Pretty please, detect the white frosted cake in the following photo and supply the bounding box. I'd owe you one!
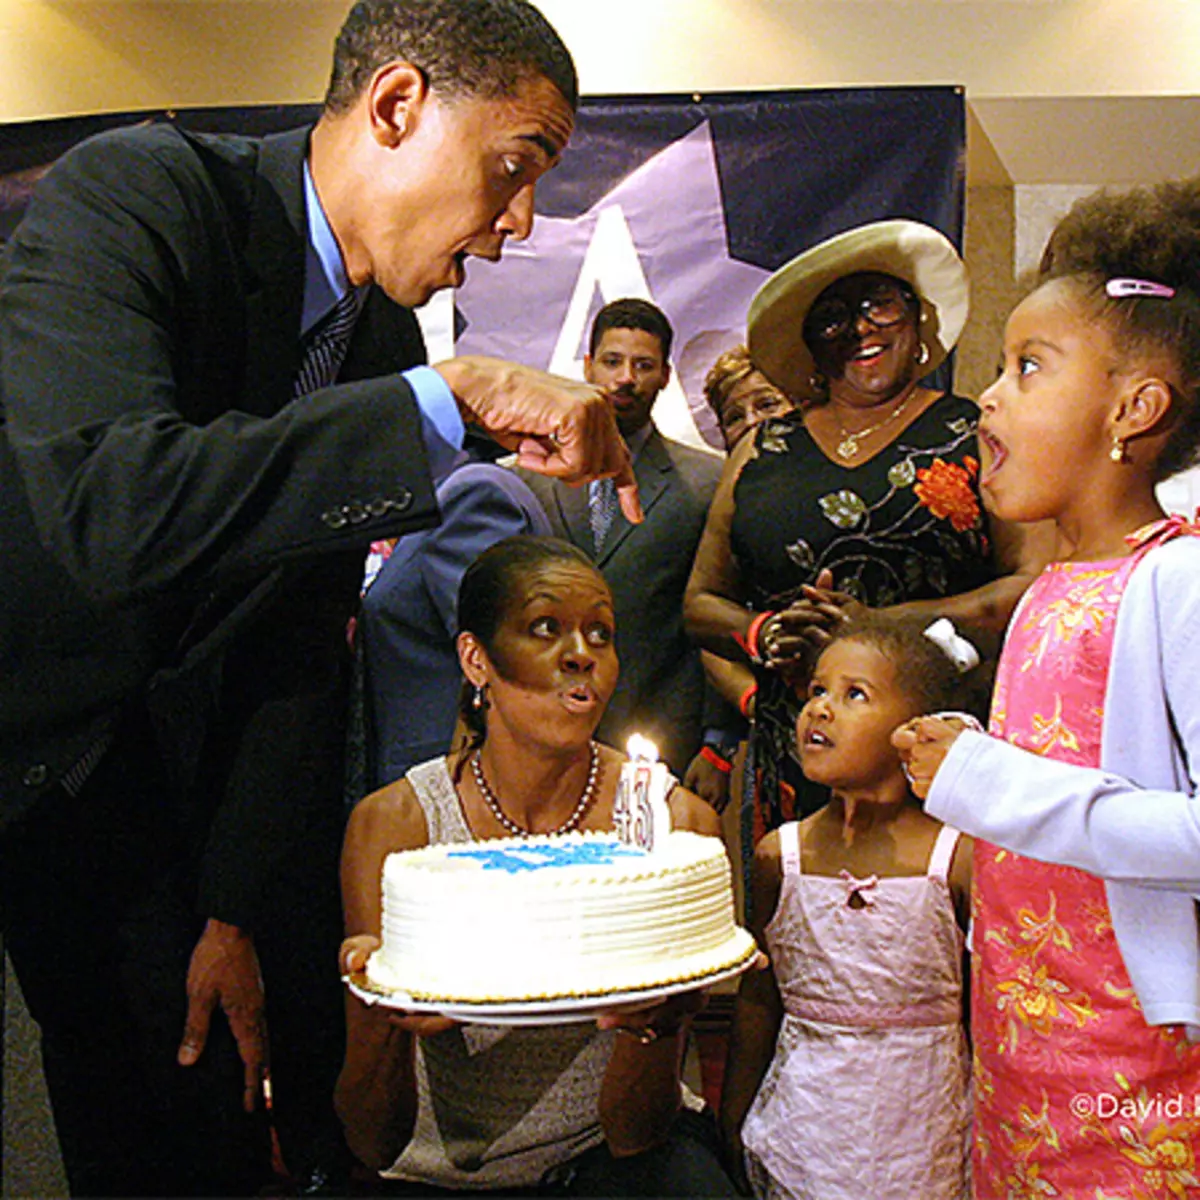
[366,831,756,1004]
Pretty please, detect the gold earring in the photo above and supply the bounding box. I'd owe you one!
[1110,436,1126,463]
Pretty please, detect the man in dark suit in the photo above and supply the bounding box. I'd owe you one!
[0,2,639,1194]
[358,436,552,792]
[517,299,722,777]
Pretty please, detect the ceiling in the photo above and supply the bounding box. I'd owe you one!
[968,95,1200,187]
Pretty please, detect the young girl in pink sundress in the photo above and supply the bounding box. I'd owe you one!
[896,179,1200,1199]
[721,611,992,1200]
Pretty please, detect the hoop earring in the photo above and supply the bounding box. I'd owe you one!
[1110,436,1127,464]
[915,342,930,366]
[808,372,828,397]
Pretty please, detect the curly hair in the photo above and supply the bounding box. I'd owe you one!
[1038,178,1200,481]
[703,344,756,418]
[822,610,995,725]
[324,0,578,116]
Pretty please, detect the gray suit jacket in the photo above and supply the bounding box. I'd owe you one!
[516,428,722,775]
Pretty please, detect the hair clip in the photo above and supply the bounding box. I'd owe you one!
[923,618,979,673]
[1106,278,1176,300]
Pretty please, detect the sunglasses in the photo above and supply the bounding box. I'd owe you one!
[804,283,918,343]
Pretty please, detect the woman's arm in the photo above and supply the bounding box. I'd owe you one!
[334,782,447,1171]
[718,833,784,1190]
[885,511,1059,635]
[685,437,760,659]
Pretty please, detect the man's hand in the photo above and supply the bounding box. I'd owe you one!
[178,918,267,1113]
[891,716,965,800]
[433,356,642,523]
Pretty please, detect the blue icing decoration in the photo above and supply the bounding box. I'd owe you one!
[448,841,644,874]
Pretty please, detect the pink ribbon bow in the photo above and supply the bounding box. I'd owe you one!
[839,870,879,908]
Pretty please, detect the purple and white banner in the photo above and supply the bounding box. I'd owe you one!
[0,87,964,448]
[434,87,965,448]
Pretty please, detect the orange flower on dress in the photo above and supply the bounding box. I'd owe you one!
[994,961,1097,1051]
[1114,1120,1200,1198]
[914,456,980,532]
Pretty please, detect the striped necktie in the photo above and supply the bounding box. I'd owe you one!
[293,288,364,398]
[589,477,619,554]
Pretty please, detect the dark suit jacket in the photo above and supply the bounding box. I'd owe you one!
[360,461,550,791]
[516,428,722,776]
[0,123,441,925]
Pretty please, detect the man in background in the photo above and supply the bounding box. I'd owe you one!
[517,298,721,777]
[358,432,551,793]
[0,1,636,1193]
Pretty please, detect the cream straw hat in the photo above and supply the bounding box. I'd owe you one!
[747,218,969,400]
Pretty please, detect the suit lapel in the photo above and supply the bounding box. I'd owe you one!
[240,128,310,416]
[558,480,594,552]
[597,428,671,565]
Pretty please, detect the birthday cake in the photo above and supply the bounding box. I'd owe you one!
[365,831,756,1004]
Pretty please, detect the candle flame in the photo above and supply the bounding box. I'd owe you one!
[626,734,659,762]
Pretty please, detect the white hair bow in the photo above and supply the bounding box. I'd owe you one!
[923,618,979,673]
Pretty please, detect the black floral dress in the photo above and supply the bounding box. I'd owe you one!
[731,395,994,834]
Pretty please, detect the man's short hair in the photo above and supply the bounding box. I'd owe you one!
[588,298,674,360]
[324,0,579,115]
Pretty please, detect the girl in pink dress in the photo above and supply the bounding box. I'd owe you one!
[896,179,1200,1198]
[721,611,990,1199]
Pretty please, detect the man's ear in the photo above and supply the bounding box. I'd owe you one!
[365,61,428,148]
[582,353,596,385]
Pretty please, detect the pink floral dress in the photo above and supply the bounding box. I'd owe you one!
[972,519,1200,1199]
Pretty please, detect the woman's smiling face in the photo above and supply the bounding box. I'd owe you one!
[806,271,922,404]
[477,561,619,745]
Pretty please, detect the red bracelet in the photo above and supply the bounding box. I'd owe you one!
[700,745,733,774]
[733,610,776,665]
[739,682,758,719]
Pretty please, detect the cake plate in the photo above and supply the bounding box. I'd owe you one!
[344,938,759,1027]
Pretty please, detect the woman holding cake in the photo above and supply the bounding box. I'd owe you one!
[337,536,739,1196]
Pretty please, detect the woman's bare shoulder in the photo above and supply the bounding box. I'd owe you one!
[347,776,431,855]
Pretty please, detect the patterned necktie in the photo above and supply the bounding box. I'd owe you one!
[589,477,619,554]
[293,288,363,398]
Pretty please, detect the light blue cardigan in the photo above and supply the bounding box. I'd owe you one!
[928,534,1200,1035]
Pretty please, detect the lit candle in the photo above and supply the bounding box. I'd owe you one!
[613,735,673,851]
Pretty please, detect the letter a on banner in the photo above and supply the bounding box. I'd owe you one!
[550,206,651,378]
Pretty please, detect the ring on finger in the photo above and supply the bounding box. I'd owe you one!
[619,1025,658,1045]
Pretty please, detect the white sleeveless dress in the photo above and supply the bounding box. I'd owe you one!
[381,757,616,1190]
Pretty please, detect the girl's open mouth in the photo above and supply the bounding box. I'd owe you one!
[978,425,1007,486]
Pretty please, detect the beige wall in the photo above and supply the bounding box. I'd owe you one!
[4,1,1199,123]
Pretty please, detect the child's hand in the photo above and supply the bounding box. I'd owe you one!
[891,716,966,799]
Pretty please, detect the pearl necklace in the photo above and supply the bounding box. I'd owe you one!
[471,743,600,838]
[834,391,914,460]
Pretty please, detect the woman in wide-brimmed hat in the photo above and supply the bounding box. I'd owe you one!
[685,219,1052,838]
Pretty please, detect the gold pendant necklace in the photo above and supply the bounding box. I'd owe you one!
[834,392,914,460]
